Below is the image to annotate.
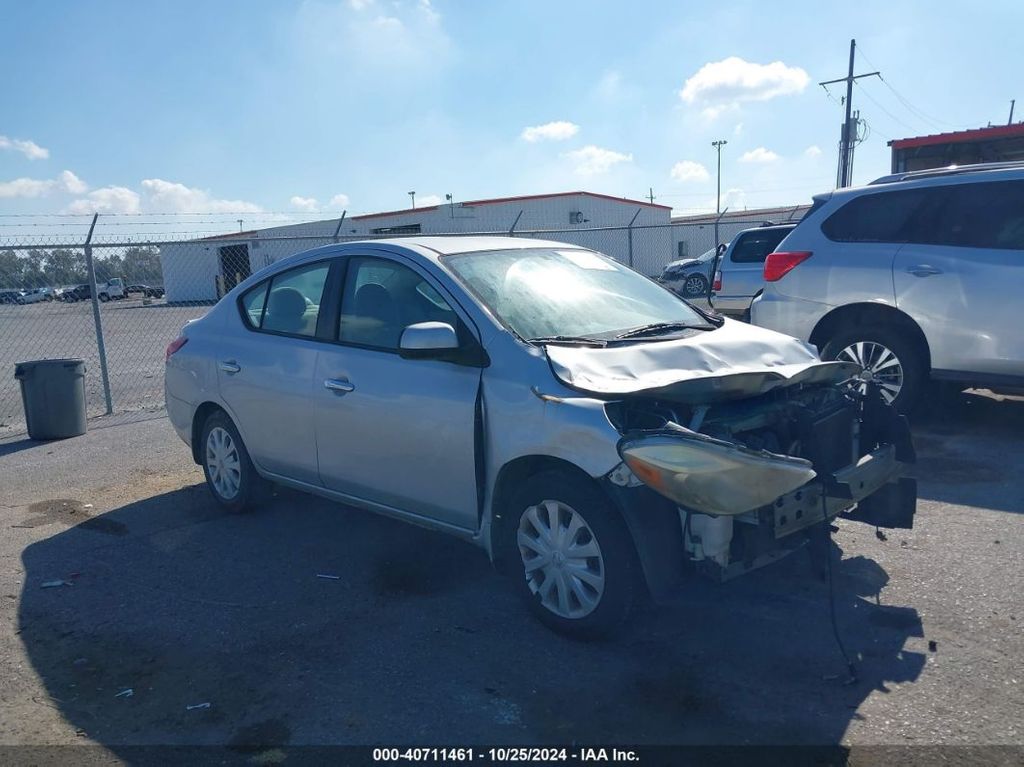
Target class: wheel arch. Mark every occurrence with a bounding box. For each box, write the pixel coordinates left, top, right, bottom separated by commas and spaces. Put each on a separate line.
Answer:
809, 302, 931, 369
489, 455, 608, 573
190, 401, 227, 464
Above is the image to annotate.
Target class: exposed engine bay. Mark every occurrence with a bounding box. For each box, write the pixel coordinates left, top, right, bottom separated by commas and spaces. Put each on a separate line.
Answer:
604, 380, 916, 581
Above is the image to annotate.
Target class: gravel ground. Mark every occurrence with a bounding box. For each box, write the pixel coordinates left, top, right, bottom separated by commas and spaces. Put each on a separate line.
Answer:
0, 391, 1020, 763
0, 300, 208, 436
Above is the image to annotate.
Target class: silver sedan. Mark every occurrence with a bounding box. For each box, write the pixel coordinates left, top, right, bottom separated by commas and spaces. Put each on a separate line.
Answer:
166, 237, 916, 637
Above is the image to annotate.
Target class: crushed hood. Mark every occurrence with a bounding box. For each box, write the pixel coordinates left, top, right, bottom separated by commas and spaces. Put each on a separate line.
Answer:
545, 319, 860, 403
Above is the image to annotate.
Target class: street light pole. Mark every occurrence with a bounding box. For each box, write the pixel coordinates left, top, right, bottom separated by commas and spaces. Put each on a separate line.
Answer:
711, 140, 727, 214
408, 191, 416, 209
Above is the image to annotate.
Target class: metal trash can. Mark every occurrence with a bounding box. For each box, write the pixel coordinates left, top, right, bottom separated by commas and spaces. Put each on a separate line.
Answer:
14, 359, 88, 440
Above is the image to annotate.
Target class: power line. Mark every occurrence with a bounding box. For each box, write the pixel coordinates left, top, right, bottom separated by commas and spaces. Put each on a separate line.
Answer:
854, 79, 921, 134
855, 45, 967, 130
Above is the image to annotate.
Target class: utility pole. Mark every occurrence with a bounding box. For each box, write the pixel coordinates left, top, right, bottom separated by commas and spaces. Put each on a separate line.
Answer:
408, 191, 416, 209
647, 187, 656, 205
1009, 100, 1016, 125
237, 219, 243, 232
819, 39, 880, 188
711, 140, 727, 214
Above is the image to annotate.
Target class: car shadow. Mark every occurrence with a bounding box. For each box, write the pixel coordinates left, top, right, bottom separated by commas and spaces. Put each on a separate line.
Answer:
910, 390, 1024, 514
17, 483, 925, 753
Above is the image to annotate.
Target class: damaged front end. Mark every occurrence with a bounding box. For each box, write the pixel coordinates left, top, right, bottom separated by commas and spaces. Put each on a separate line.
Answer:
608, 374, 916, 582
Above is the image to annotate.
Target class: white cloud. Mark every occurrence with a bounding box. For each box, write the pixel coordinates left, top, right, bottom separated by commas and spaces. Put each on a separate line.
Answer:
739, 147, 780, 163
670, 160, 710, 183
733, 123, 744, 136
719, 187, 748, 211
0, 177, 53, 198
328, 193, 351, 209
804, 144, 823, 158
521, 121, 580, 143
59, 170, 88, 194
0, 135, 49, 160
414, 194, 443, 207
680, 57, 809, 113
140, 178, 262, 213
0, 169, 88, 198
66, 186, 141, 214
563, 145, 633, 176
295, 0, 450, 77
290, 195, 320, 211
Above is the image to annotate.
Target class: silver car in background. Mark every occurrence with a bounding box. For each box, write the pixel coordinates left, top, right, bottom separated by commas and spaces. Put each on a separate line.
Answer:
711, 223, 795, 320
751, 164, 1024, 412
166, 237, 916, 637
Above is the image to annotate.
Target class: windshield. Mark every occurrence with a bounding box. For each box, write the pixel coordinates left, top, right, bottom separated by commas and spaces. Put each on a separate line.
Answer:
444, 247, 707, 341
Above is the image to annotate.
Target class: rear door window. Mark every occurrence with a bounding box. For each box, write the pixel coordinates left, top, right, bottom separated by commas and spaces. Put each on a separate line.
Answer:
822, 189, 935, 244
239, 261, 331, 338
730, 229, 792, 263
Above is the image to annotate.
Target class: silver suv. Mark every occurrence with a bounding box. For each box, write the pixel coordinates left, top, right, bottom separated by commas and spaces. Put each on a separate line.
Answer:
751, 164, 1024, 411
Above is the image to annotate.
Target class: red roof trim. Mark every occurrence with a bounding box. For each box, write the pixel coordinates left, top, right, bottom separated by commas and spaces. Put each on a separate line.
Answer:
888, 123, 1024, 150
350, 191, 671, 220
351, 205, 441, 221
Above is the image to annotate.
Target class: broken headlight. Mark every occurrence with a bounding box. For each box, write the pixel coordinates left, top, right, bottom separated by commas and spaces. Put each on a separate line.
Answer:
618, 424, 817, 516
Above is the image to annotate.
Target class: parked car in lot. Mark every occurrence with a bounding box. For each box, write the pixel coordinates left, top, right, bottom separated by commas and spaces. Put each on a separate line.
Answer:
127, 283, 165, 298
751, 163, 1024, 412
711, 223, 796, 320
658, 245, 721, 297
0, 289, 25, 304
61, 278, 127, 302
16, 287, 57, 304
166, 236, 916, 637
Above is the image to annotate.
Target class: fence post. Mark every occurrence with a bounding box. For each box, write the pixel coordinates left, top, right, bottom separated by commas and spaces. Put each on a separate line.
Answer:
508, 210, 523, 236
626, 208, 641, 269
83, 214, 113, 415
709, 207, 730, 304
331, 211, 347, 242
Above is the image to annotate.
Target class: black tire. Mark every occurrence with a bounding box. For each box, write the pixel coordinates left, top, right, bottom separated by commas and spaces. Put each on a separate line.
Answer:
98, 293, 110, 303
821, 323, 927, 413
682, 273, 709, 297
503, 470, 642, 639
199, 410, 266, 513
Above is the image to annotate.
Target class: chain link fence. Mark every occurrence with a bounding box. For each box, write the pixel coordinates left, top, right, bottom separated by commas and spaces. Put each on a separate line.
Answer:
0, 209, 800, 438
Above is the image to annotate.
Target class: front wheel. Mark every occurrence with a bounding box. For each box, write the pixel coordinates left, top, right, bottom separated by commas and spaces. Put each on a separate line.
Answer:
504, 471, 641, 639
98, 293, 110, 302
822, 323, 926, 413
200, 410, 265, 512
682, 273, 709, 297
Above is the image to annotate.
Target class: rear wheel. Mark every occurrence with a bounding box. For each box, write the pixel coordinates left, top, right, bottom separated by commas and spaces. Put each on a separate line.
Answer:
504, 471, 641, 639
200, 410, 265, 512
822, 323, 926, 412
98, 293, 110, 302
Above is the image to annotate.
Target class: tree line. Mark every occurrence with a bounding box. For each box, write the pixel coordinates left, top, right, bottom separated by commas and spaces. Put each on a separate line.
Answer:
0, 247, 163, 290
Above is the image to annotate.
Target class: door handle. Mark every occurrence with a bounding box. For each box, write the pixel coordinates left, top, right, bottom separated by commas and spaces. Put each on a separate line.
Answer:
218, 360, 241, 374
324, 378, 355, 394
906, 264, 943, 277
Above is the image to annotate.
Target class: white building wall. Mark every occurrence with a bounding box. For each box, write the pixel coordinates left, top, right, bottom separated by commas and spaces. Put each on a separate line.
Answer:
159, 194, 674, 302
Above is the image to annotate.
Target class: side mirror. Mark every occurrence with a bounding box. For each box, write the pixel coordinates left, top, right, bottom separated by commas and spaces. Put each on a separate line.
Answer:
398, 322, 460, 359
716, 243, 727, 257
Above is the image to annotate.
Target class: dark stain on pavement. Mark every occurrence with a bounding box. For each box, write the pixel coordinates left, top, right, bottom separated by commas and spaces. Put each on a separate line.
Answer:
20, 499, 128, 536
228, 718, 292, 752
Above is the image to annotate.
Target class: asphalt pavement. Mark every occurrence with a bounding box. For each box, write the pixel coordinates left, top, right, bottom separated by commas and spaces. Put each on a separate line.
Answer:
0, 392, 1020, 761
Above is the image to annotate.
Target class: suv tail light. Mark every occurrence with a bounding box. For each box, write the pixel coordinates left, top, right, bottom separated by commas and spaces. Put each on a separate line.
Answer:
712, 270, 722, 292
165, 337, 188, 363
764, 251, 812, 282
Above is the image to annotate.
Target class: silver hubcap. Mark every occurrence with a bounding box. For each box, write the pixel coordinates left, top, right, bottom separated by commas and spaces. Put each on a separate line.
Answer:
206, 426, 242, 500
684, 275, 705, 295
518, 500, 605, 620
837, 341, 904, 404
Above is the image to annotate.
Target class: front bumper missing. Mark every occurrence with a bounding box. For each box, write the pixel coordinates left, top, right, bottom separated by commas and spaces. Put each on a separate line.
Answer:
772, 444, 909, 538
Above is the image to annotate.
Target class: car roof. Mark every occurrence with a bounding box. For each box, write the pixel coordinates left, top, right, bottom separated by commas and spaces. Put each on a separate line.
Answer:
869, 161, 1024, 186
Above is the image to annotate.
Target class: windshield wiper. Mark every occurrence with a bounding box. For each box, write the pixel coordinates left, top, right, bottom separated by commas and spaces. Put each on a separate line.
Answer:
614, 321, 713, 340
527, 335, 608, 347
